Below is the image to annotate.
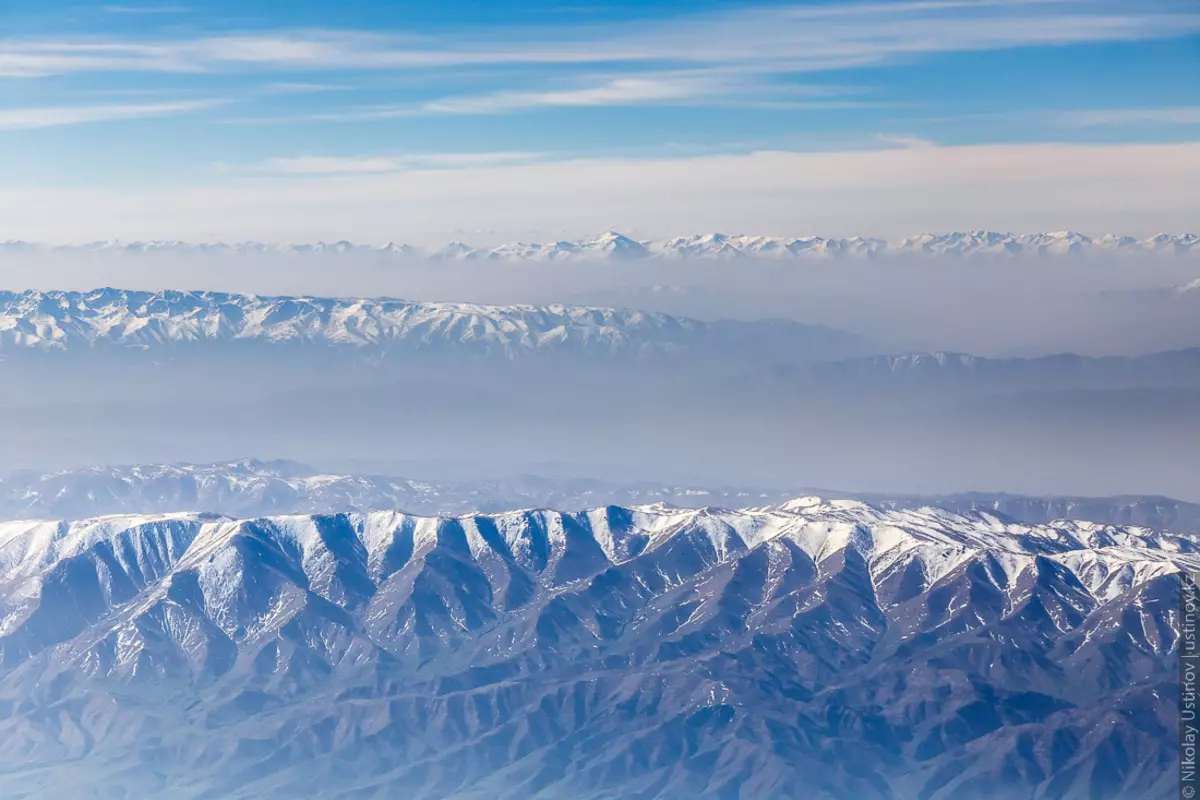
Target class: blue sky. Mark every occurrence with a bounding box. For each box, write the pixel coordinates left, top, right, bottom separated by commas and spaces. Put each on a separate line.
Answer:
1, 0, 1198, 242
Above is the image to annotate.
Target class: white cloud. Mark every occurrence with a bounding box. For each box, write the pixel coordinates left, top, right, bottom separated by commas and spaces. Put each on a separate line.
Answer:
255, 82, 345, 95
419, 76, 724, 114
255, 72, 865, 121
102, 4, 189, 13
258, 152, 543, 174
1060, 107, 1200, 126
260, 155, 408, 175
0, 99, 224, 131
877, 133, 937, 148
3, 141, 1197, 243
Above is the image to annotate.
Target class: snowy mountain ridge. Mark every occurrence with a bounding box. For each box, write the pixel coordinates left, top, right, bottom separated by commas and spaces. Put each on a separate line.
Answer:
0, 497, 1190, 798
1, 498, 1193, 675
2, 230, 1198, 261
0, 288, 854, 356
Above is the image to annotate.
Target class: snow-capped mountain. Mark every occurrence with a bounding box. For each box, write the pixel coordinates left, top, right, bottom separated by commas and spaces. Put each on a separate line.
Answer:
0, 289, 859, 358
4, 459, 1200, 533
465, 232, 652, 262
0, 499, 1187, 798
3, 231, 1198, 262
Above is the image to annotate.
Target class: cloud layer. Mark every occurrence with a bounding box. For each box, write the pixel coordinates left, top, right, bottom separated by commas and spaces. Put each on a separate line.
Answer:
3, 141, 1197, 243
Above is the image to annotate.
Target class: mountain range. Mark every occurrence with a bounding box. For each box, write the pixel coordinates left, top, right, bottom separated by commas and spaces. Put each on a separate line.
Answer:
3, 231, 1198, 261
7, 288, 1199, 385
771, 348, 1200, 392
0, 289, 861, 361
3, 459, 1199, 533
0, 498, 1189, 798
0, 460, 791, 521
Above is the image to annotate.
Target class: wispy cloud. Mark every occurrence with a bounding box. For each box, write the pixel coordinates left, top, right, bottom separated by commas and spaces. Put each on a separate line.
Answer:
101, 4, 189, 13
877, 133, 937, 148
1059, 107, 1200, 127
418, 75, 725, 115
0, 99, 223, 131
255, 82, 345, 95
229, 73, 880, 122
257, 152, 544, 174
414, 79, 893, 116
1, 1, 1195, 79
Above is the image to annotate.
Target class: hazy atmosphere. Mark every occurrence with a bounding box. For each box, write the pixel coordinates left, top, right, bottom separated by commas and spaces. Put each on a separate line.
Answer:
3, 247, 1199, 499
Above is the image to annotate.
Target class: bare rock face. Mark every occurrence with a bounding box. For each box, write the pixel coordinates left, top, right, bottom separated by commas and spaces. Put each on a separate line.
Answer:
0, 499, 1190, 799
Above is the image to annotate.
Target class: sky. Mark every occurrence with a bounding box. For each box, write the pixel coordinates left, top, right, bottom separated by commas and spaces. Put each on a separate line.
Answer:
1, 0, 1198, 243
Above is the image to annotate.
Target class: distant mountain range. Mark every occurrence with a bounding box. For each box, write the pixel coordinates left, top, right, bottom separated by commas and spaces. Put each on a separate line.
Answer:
0, 499, 1187, 798
3, 230, 1198, 261
0, 289, 862, 361
3, 459, 1199, 532
0, 460, 790, 521
7, 288, 1199, 384
792, 348, 1200, 391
